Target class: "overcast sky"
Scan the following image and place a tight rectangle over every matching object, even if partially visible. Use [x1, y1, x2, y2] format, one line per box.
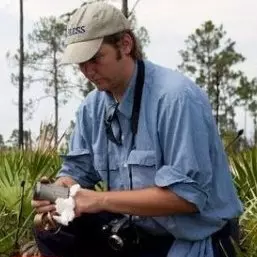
[0, 0, 256, 141]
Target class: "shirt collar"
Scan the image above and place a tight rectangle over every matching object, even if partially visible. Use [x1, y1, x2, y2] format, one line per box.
[105, 61, 138, 119]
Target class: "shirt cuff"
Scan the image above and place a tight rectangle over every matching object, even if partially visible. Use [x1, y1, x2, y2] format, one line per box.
[57, 161, 97, 189]
[56, 168, 91, 188]
[155, 165, 208, 212]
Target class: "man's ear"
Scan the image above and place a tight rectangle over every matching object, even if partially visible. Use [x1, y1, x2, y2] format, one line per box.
[120, 33, 133, 55]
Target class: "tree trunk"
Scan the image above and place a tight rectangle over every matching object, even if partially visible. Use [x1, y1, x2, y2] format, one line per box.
[122, 0, 128, 18]
[215, 72, 220, 129]
[244, 105, 247, 138]
[254, 117, 257, 145]
[18, 0, 24, 149]
[53, 39, 58, 148]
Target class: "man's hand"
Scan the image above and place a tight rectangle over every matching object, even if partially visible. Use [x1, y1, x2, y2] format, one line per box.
[72, 186, 197, 217]
[73, 188, 103, 217]
[31, 176, 77, 214]
[54, 176, 77, 187]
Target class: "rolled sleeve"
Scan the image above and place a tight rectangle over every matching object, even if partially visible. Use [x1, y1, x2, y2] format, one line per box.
[57, 103, 100, 188]
[57, 149, 99, 188]
[156, 87, 213, 212]
[155, 166, 208, 212]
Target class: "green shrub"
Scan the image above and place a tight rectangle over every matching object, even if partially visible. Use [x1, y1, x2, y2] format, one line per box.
[0, 149, 61, 256]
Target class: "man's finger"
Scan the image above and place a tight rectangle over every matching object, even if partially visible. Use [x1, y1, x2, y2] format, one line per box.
[36, 204, 56, 214]
[31, 200, 51, 208]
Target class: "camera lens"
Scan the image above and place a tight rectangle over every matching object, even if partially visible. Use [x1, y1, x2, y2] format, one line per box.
[108, 234, 124, 251]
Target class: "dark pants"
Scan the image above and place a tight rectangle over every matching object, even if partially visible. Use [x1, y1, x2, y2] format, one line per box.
[34, 213, 237, 257]
[212, 219, 239, 257]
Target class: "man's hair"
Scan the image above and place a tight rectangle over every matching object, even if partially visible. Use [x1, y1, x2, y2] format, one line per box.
[103, 29, 143, 60]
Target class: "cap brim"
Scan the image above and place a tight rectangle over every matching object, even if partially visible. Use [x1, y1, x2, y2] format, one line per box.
[61, 38, 103, 64]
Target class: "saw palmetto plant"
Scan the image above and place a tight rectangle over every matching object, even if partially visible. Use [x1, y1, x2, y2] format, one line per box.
[230, 146, 257, 257]
[1, 131, 257, 256]
[0, 124, 63, 257]
[0, 149, 61, 256]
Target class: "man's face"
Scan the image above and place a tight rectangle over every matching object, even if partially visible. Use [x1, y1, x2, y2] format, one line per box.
[79, 42, 129, 92]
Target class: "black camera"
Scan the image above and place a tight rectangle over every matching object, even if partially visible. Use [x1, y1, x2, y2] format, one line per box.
[101, 216, 140, 252]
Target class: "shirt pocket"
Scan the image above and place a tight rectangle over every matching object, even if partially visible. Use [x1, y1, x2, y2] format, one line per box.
[127, 150, 157, 189]
[93, 153, 122, 190]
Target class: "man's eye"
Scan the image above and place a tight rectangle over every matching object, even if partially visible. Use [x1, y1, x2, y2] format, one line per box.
[91, 54, 103, 63]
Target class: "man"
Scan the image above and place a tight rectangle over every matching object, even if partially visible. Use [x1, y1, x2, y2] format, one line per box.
[32, 2, 243, 257]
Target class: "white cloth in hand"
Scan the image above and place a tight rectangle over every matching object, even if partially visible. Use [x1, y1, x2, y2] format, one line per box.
[53, 184, 81, 226]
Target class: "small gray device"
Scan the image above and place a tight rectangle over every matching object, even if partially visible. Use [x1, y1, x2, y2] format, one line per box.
[33, 182, 70, 203]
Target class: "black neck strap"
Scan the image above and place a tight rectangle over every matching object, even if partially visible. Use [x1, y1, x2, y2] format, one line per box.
[106, 60, 145, 193]
[131, 60, 145, 143]
[128, 60, 145, 225]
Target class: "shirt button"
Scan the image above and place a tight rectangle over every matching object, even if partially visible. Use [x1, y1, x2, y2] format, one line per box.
[121, 135, 124, 141]
[123, 162, 128, 168]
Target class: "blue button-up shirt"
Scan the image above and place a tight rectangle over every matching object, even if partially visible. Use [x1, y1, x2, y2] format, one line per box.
[58, 60, 243, 257]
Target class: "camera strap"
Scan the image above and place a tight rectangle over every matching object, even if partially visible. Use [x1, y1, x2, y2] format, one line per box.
[129, 60, 145, 191]
[127, 60, 145, 227]
[131, 60, 145, 148]
[106, 60, 145, 191]
[105, 60, 145, 238]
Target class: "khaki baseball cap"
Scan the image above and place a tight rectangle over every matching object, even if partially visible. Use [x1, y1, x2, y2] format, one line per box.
[61, 2, 131, 64]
